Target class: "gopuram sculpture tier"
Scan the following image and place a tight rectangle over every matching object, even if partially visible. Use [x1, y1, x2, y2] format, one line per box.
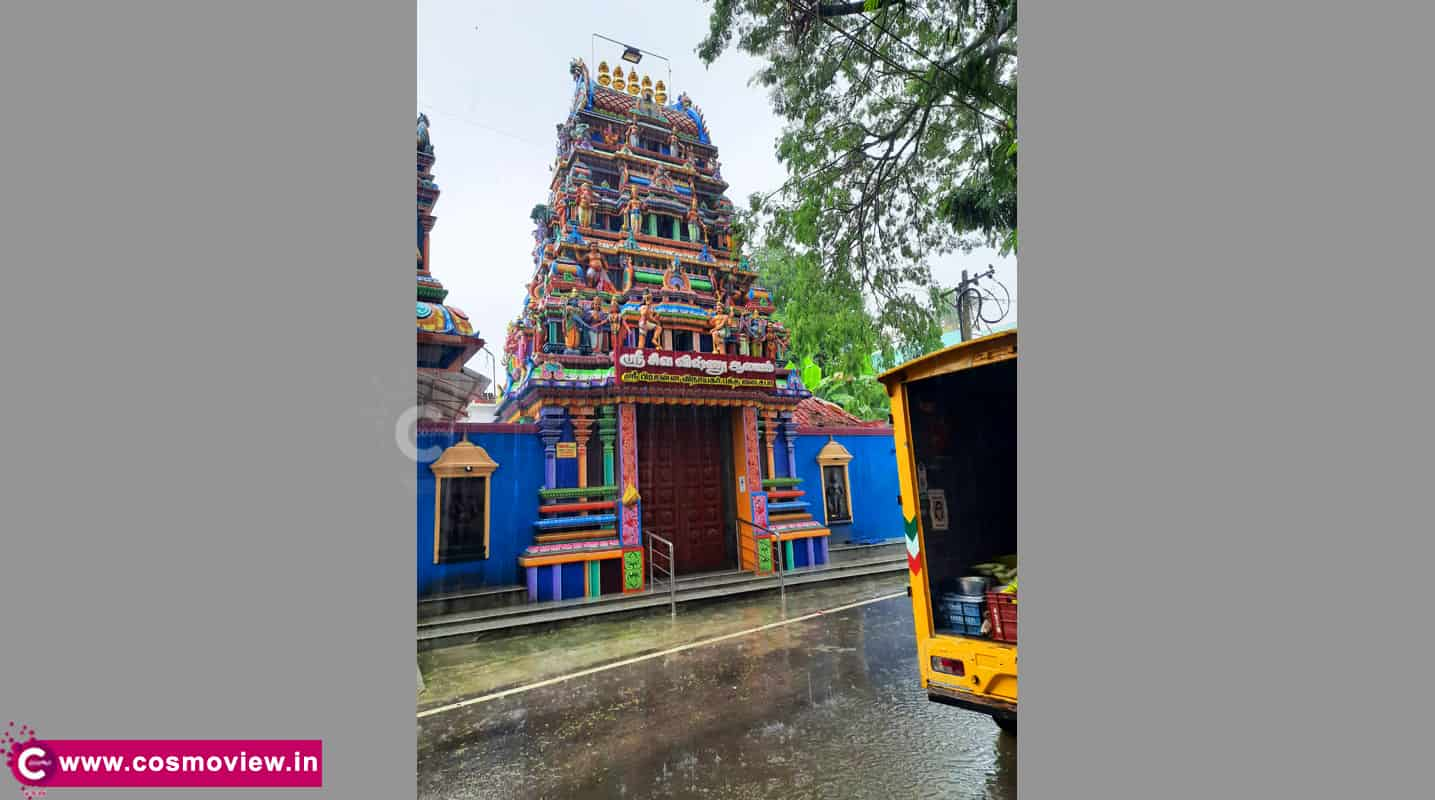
[497, 58, 810, 421]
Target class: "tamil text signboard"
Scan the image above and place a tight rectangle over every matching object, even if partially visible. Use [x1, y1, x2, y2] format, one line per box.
[615, 347, 778, 392]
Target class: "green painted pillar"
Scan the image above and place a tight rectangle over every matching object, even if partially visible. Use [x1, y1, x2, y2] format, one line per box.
[784, 541, 796, 573]
[598, 406, 617, 486]
[587, 561, 602, 598]
[645, 214, 657, 237]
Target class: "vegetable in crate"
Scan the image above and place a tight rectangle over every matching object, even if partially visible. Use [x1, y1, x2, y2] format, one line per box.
[973, 556, 1017, 603]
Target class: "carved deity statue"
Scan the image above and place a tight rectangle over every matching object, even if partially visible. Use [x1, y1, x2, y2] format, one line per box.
[575, 181, 593, 229]
[709, 305, 732, 355]
[569, 58, 589, 83]
[553, 190, 570, 226]
[624, 192, 643, 236]
[586, 246, 616, 292]
[608, 299, 624, 352]
[685, 202, 703, 242]
[662, 255, 691, 292]
[579, 302, 607, 353]
[562, 295, 582, 352]
[637, 291, 662, 349]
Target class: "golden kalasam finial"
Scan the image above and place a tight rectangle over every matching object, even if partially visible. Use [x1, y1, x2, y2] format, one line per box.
[611, 66, 626, 92]
[597, 61, 611, 87]
[627, 71, 641, 97]
[640, 75, 653, 102]
[654, 80, 667, 104]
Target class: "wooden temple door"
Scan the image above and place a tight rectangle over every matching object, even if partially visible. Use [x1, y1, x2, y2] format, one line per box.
[637, 404, 731, 575]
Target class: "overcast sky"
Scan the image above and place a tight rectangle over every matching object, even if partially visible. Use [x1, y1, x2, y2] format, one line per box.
[418, 0, 1015, 382]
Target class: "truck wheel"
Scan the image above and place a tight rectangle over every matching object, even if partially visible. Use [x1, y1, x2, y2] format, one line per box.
[993, 717, 1016, 736]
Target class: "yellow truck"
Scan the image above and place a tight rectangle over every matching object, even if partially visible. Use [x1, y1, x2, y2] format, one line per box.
[879, 329, 1018, 735]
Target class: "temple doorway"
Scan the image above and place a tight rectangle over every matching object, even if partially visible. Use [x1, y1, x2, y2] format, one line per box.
[637, 404, 736, 575]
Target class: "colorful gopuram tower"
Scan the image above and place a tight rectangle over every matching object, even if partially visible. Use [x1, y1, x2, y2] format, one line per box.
[495, 58, 834, 601]
[417, 114, 487, 420]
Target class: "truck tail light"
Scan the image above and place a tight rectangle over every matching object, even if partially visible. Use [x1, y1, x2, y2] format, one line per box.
[931, 656, 965, 676]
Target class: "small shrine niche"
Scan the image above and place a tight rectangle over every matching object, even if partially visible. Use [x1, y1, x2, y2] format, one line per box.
[430, 440, 500, 563]
[816, 438, 854, 525]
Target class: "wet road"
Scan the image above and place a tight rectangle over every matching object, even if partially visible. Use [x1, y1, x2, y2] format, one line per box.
[418, 582, 1015, 799]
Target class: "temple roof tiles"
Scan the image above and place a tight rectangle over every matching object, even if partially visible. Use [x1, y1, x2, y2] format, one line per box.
[792, 396, 888, 429]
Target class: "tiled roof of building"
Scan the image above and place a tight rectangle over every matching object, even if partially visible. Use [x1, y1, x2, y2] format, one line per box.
[793, 396, 888, 429]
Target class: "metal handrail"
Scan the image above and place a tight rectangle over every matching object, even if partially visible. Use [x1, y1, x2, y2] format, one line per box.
[735, 516, 785, 607]
[646, 531, 676, 618]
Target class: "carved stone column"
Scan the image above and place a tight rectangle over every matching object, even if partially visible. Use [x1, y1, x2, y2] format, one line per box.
[538, 406, 567, 490]
[761, 410, 779, 480]
[598, 406, 617, 486]
[570, 407, 595, 488]
[779, 411, 798, 478]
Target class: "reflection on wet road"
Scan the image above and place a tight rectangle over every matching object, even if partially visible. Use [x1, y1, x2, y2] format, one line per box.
[418, 582, 1015, 799]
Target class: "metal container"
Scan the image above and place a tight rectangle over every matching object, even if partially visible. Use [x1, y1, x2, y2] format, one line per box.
[958, 576, 991, 596]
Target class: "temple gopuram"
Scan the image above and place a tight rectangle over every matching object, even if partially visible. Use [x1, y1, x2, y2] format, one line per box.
[417, 58, 903, 610]
[416, 113, 487, 421]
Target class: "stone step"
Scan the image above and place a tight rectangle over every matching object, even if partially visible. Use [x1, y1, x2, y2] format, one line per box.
[416, 552, 907, 649]
[828, 539, 906, 564]
[418, 584, 529, 619]
[419, 567, 766, 630]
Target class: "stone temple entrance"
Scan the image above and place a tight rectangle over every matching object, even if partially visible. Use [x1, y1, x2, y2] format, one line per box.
[637, 404, 734, 575]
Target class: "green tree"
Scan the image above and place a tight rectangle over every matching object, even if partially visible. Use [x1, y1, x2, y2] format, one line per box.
[700, 0, 1017, 349]
[814, 372, 891, 420]
[755, 239, 913, 420]
[757, 242, 880, 379]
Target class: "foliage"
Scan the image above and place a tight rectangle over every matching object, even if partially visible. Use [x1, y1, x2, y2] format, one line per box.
[700, 0, 1018, 340]
[799, 354, 824, 391]
[814, 373, 890, 420]
[754, 240, 908, 419]
[756, 242, 889, 377]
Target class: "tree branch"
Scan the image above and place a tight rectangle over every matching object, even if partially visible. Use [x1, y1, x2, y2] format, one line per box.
[818, 0, 906, 17]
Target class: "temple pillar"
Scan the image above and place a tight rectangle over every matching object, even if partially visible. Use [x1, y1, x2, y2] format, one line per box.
[618, 403, 644, 591]
[761, 410, 779, 479]
[570, 407, 595, 488]
[538, 406, 566, 489]
[738, 405, 771, 575]
[780, 412, 798, 477]
[598, 406, 617, 486]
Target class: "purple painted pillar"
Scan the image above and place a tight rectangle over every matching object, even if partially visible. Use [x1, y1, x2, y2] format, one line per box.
[550, 564, 562, 602]
[526, 566, 539, 602]
[815, 537, 829, 566]
[538, 406, 567, 490]
[805, 537, 815, 569]
[779, 413, 798, 477]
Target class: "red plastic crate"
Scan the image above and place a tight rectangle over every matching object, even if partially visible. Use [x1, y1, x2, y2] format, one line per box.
[985, 591, 1017, 643]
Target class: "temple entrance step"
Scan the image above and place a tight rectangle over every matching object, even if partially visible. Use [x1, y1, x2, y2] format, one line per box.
[418, 584, 529, 620]
[827, 539, 906, 564]
[416, 551, 906, 650]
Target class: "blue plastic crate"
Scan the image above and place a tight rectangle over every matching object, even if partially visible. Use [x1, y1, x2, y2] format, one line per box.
[937, 593, 986, 635]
